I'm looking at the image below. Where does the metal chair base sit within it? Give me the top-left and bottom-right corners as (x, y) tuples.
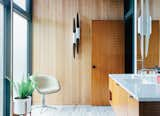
(31, 94), (57, 113)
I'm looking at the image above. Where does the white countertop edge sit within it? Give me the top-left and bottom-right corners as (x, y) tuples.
(109, 75), (140, 101)
(109, 74), (160, 102)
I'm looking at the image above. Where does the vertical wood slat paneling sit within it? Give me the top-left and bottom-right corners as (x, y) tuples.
(32, 0), (124, 105)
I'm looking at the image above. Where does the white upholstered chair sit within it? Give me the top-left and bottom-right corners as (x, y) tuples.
(33, 75), (61, 110)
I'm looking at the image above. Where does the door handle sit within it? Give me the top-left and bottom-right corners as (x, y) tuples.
(129, 95), (134, 99)
(92, 65), (96, 69)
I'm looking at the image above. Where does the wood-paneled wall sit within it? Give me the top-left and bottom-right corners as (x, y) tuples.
(32, 0), (124, 105)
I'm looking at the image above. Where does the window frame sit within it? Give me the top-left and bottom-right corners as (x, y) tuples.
(0, 3), (4, 116)
(13, 0), (27, 11)
(0, 0), (32, 115)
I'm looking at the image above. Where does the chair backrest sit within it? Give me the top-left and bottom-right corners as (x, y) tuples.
(34, 75), (60, 90)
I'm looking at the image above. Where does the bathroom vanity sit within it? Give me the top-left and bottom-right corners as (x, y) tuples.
(109, 74), (160, 116)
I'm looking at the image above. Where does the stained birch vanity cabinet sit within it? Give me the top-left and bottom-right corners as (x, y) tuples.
(127, 95), (139, 116)
(109, 77), (160, 116)
(109, 78), (131, 116)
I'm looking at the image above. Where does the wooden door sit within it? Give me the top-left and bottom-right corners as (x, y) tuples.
(91, 20), (124, 106)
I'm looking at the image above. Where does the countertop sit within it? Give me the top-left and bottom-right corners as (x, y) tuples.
(109, 74), (160, 102)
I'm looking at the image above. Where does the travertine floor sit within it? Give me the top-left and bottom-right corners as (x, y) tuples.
(31, 105), (115, 116)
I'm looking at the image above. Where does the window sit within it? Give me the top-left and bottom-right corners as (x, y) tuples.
(13, 12), (27, 87)
(0, 0), (31, 115)
(13, 0), (31, 98)
(0, 3), (4, 116)
(14, 0), (26, 10)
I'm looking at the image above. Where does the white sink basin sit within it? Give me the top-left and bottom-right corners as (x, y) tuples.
(123, 77), (156, 85)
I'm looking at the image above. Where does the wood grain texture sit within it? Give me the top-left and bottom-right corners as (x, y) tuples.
(128, 96), (139, 116)
(110, 78), (129, 116)
(137, 21), (160, 69)
(140, 102), (160, 116)
(118, 86), (128, 116)
(91, 21), (124, 106)
(112, 80), (120, 115)
(32, 0), (124, 105)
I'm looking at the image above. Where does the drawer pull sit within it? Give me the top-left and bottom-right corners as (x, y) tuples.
(129, 95), (134, 99)
(116, 83), (119, 86)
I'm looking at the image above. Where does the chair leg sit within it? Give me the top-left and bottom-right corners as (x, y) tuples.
(42, 94), (46, 107)
(32, 94), (57, 113)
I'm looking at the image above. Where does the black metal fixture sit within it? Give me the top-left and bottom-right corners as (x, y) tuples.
(72, 13), (80, 59)
(73, 18), (76, 59)
(76, 13), (80, 53)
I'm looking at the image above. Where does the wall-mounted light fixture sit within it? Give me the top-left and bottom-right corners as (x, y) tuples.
(76, 13), (80, 53)
(138, 0), (152, 69)
(73, 18), (76, 59)
(72, 13), (80, 59)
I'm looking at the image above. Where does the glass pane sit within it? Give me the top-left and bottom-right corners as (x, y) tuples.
(0, 3), (3, 116)
(13, 0), (26, 10)
(13, 12), (27, 96)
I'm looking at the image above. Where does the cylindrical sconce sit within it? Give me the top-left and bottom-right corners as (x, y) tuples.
(76, 13), (80, 53)
(73, 18), (76, 58)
